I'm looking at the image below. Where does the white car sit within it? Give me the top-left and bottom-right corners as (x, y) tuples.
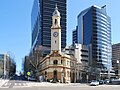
(90, 80), (99, 86)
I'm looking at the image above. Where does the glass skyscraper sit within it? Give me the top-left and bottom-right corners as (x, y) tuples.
(73, 5), (112, 70)
(31, 0), (66, 49)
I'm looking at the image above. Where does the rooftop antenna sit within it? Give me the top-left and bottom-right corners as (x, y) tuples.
(101, 5), (106, 8)
(55, 3), (58, 10)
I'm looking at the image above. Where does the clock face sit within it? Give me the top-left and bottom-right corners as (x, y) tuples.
(53, 32), (58, 37)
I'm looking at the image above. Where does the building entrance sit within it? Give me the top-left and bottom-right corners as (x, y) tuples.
(53, 70), (58, 82)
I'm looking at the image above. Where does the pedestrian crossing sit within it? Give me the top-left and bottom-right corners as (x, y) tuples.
(1, 82), (28, 88)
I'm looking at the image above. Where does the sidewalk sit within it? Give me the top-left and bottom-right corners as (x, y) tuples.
(0, 79), (9, 87)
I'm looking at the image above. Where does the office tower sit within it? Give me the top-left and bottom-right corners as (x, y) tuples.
(73, 5), (112, 70)
(31, 0), (66, 49)
(112, 43), (120, 62)
(112, 43), (120, 78)
(72, 26), (78, 44)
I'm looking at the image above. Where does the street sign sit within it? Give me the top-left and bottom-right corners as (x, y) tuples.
(27, 72), (30, 76)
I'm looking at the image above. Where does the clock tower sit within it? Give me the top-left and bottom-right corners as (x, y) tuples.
(39, 4), (77, 83)
(51, 4), (61, 53)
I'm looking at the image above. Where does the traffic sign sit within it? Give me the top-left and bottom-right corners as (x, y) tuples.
(27, 72), (30, 76)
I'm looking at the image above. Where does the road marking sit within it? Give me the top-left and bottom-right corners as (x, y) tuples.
(15, 83), (17, 86)
(4, 83), (8, 86)
(23, 83), (27, 85)
(13, 83), (27, 86)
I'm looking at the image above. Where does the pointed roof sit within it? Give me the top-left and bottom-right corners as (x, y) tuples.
(53, 4), (60, 17)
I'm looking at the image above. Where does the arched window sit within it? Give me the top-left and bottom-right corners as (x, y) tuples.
(55, 19), (57, 25)
(55, 40), (56, 44)
(53, 60), (58, 65)
(45, 71), (47, 75)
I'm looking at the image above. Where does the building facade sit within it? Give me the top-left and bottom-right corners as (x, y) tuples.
(39, 5), (76, 83)
(64, 44), (89, 82)
(72, 5), (112, 73)
(112, 43), (120, 78)
(72, 26), (78, 44)
(0, 54), (16, 78)
(31, 0), (66, 50)
(64, 44), (89, 65)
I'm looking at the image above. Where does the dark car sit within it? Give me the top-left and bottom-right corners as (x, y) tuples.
(110, 79), (120, 85)
(104, 79), (110, 84)
(99, 80), (104, 85)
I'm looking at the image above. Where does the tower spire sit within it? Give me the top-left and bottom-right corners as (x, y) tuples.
(55, 3), (58, 10)
(53, 4), (60, 16)
(52, 4), (61, 28)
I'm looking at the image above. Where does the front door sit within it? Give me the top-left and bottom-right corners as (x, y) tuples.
(53, 70), (58, 82)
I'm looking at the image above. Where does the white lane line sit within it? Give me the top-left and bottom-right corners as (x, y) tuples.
(23, 83), (27, 86)
(4, 83), (8, 86)
(15, 83), (17, 86)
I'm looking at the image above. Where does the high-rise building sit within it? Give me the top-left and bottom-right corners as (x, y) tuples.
(31, 0), (66, 49)
(112, 43), (120, 62)
(72, 5), (112, 70)
(72, 26), (78, 44)
(112, 43), (120, 78)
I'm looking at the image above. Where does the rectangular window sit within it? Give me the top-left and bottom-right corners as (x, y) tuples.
(61, 60), (63, 64)
(67, 61), (69, 65)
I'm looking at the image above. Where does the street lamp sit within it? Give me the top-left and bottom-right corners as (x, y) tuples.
(86, 70), (89, 83)
(3, 54), (7, 79)
(117, 60), (119, 79)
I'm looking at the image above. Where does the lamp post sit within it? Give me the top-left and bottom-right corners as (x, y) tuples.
(86, 72), (88, 83)
(117, 60), (119, 79)
(3, 54), (7, 79)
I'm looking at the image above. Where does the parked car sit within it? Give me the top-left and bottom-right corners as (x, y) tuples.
(99, 80), (104, 85)
(110, 79), (120, 85)
(104, 79), (110, 84)
(90, 80), (99, 86)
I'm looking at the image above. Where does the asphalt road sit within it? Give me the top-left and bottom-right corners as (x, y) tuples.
(1, 76), (120, 90)
(1, 85), (120, 90)
(1, 75), (28, 89)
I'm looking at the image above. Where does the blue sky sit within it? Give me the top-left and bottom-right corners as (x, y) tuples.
(0, 0), (120, 72)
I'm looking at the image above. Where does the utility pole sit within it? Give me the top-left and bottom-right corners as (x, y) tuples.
(3, 54), (7, 79)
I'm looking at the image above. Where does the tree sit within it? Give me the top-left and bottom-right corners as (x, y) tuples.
(29, 49), (44, 78)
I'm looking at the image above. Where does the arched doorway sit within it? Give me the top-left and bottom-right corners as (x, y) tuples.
(53, 70), (58, 82)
